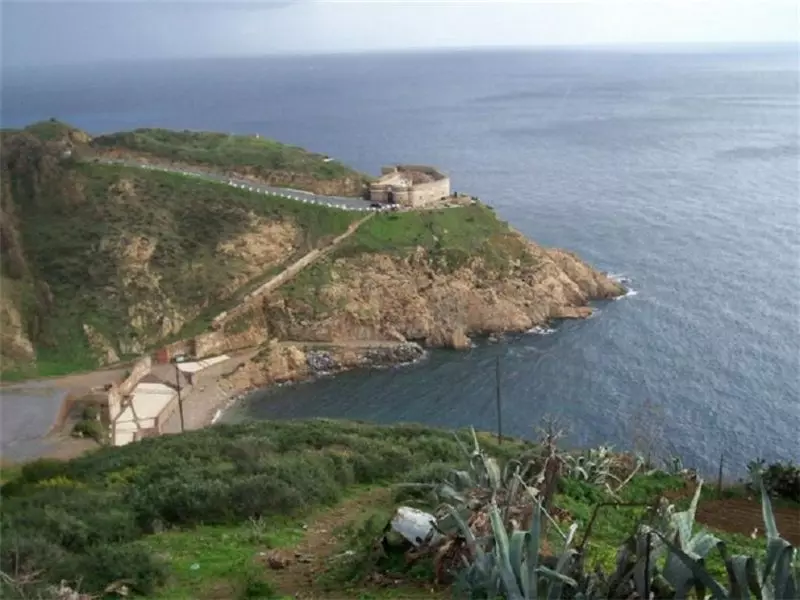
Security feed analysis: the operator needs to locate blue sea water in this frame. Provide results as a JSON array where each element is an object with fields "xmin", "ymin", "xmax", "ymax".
[{"xmin": 3, "ymin": 46, "xmax": 798, "ymax": 475}]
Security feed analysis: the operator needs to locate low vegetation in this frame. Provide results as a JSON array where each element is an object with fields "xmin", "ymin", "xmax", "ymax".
[
  {"xmin": 91, "ymin": 128, "xmax": 365, "ymax": 183},
  {"xmin": 337, "ymin": 204, "xmax": 533, "ymax": 273},
  {"xmin": 1, "ymin": 420, "xmax": 796, "ymax": 599},
  {"xmin": 1, "ymin": 123, "xmax": 362, "ymax": 378},
  {"xmin": 0, "ymin": 420, "xmax": 527, "ymax": 598}
]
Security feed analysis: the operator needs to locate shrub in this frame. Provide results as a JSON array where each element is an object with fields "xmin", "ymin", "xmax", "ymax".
[
  {"xmin": 71, "ymin": 418, "xmax": 105, "ymax": 442},
  {"xmin": 0, "ymin": 420, "xmax": 529, "ymax": 596},
  {"xmin": 749, "ymin": 459, "xmax": 800, "ymax": 502},
  {"xmin": 50, "ymin": 542, "xmax": 168, "ymax": 596},
  {"xmin": 19, "ymin": 458, "xmax": 69, "ymax": 485}
]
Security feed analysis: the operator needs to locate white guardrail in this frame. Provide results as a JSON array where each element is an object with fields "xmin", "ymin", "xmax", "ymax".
[{"xmin": 132, "ymin": 161, "xmax": 385, "ymax": 213}]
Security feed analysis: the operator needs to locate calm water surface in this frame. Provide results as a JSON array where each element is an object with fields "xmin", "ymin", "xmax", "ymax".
[{"xmin": 3, "ymin": 47, "xmax": 798, "ymax": 474}]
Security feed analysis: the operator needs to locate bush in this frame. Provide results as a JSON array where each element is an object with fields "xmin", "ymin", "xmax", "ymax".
[
  {"xmin": 81, "ymin": 404, "xmax": 99, "ymax": 420},
  {"xmin": 71, "ymin": 418, "xmax": 105, "ymax": 442},
  {"xmin": 0, "ymin": 420, "xmax": 530, "ymax": 596},
  {"xmin": 750, "ymin": 459, "xmax": 800, "ymax": 502},
  {"xmin": 51, "ymin": 543, "xmax": 168, "ymax": 596}
]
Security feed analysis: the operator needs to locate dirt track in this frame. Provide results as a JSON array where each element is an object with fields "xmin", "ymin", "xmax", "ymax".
[{"xmin": 696, "ymin": 497, "xmax": 800, "ymax": 545}]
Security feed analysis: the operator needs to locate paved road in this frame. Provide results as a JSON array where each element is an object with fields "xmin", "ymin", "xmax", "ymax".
[
  {"xmin": 97, "ymin": 158, "xmax": 380, "ymax": 212},
  {"xmin": 0, "ymin": 385, "xmax": 70, "ymax": 461}
]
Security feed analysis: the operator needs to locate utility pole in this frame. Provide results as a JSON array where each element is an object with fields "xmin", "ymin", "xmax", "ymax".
[
  {"xmin": 495, "ymin": 355, "xmax": 503, "ymax": 444},
  {"xmin": 174, "ymin": 362, "xmax": 185, "ymax": 433}
]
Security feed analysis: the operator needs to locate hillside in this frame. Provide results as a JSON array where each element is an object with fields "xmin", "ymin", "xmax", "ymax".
[
  {"xmin": 227, "ymin": 204, "xmax": 624, "ymax": 389},
  {"xmin": 0, "ymin": 122, "xmax": 361, "ymax": 379},
  {"xmin": 1, "ymin": 119, "xmax": 623, "ymax": 381},
  {"xmin": 90, "ymin": 128, "xmax": 370, "ymax": 196},
  {"xmin": 1, "ymin": 419, "xmax": 796, "ymax": 599}
]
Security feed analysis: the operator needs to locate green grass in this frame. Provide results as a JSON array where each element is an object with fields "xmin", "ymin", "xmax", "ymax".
[
  {"xmin": 21, "ymin": 119, "xmax": 83, "ymax": 142},
  {"xmin": 337, "ymin": 204, "xmax": 533, "ymax": 273},
  {"xmin": 142, "ymin": 519, "xmax": 302, "ymax": 599},
  {"xmin": 0, "ymin": 420, "xmax": 530, "ymax": 598},
  {"xmin": 91, "ymin": 128, "xmax": 366, "ymax": 183}
]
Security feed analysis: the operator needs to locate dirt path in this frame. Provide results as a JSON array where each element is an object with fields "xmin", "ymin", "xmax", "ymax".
[
  {"xmin": 213, "ymin": 213, "xmax": 373, "ymax": 330},
  {"xmin": 264, "ymin": 488, "xmax": 444, "ymax": 599},
  {"xmin": 265, "ymin": 487, "xmax": 389, "ymax": 597}
]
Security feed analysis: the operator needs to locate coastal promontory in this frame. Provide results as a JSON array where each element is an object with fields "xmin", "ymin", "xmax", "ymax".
[{"xmin": 0, "ymin": 120, "xmax": 623, "ymax": 382}]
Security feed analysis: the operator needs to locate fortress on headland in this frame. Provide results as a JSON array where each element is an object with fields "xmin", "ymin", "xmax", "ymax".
[{"xmin": 369, "ymin": 165, "xmax": 450, "ymax": 207}]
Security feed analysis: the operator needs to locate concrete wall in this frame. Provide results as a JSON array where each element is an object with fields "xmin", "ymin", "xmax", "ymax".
[
  {"xmin": 369, "ymin": 165, "xmax": 449, "ymax": 207},
  {"xmin": 107, "ymin": 385, "xmax": 122, "ymax": 422},
  {"xmin": 119, "ymin": 356, "xmax": 152, "ymax": 396},
  {"xmin": 155, "ymin": 339, "xmax": 193, "ymax": 364},
  {"xmin": 409, "ymin": 178, "xmax": 450, "ymax": 207}
]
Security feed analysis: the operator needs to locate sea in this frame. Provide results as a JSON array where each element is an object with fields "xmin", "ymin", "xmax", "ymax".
[{"xmin": 3, "ymin": 45, "xmax": 798, "ymax": 476}]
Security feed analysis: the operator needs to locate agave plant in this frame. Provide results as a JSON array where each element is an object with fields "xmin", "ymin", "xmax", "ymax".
[
  {"xmin": 565, "ymin": 446, "xmax": 620, "ymax": 487},
  {"xmin": 449, "ymin": 492, "xmax": 583, "ymax": 600},
  {"xmin": 658, "ymin": 470, "xmax": 799, "ymax": 600}
]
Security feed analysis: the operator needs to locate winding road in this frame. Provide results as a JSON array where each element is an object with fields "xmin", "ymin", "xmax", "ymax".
[{"xmin": 97, "ymin": 158, "xmax": 378, "ymax": 211}]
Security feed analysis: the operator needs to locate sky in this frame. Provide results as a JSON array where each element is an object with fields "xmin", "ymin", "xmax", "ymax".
[{"xmin": 1, "ymin": 0, "xmax": 798, "ymax": 68}]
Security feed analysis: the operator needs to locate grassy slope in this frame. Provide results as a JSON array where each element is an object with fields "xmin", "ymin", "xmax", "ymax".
[
  {"xmin": 91, "ymin": 128, "xmax": 364, "ymax": 182},
  {"xmin": 0, "ymin": 420, "xmax": 529, "ymax": 598},
  {"xmin": 0, "ymin": 421, "xmax": 777, "ymax": 600},
  {"xmin": 279, "ymin": 204, "xmax": 535, "ymax": 315},
  {"xmin": 2, "ymin": 150, "xmax": 358, "ymax": 380}
]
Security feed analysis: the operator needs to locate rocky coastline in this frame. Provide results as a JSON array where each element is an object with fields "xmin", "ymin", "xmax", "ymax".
[{"xmin": 207, "ymin": 340, "xmax": 426, "ymax": 423}]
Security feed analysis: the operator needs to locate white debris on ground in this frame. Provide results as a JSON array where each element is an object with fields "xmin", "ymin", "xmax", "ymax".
[{"xmin": 389, "ymin": 506, "xmax": 443, "ymax": 548}]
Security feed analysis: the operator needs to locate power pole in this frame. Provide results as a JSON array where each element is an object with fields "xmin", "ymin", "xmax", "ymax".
[
  {"xmin": 495, "ymin": 355, "xmax": 503, "ymax": 444},
  {"xmin": 175, "ymin": 362, "xmax": 185, "ymax": 433}
]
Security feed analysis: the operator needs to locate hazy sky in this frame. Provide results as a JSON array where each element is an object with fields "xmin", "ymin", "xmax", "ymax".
[{"xmin": 2, "ymin": 0, "xmax": 798, "ymax": 68}]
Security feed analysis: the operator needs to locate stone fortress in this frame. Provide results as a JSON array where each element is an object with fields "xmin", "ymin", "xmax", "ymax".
[{"xmin": 369, "ymin": 165, "xmax": 451, "ymax": 208}]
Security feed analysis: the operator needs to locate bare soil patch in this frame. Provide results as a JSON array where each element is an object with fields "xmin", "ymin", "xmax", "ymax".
[{"xmin": 696, "ymin": 498, "xmax": 800, "ymax": 545}]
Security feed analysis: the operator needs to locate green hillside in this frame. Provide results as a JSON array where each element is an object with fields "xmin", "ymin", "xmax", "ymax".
[
  {"xmin": 1, "ymin": 420, "xmax": 795, "ymax": 599},
  {"xmin": 0, "ymin": 122, "xmax": 360, "ymax": 379},
  {"xmin": 91, "ymin": 128, "xmax": 370, "ymax": 192}
]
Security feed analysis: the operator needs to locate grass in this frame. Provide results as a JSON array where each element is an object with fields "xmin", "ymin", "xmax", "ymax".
[
  {"xmin": 141, "ymin": 518, "xmax": 303, "ymax": 599},
  {"xmin": 19, "ymin": 119, "xmax": 83, "ymax": 142},
  {"xmin": 91, "ymin": 128, "xmax": 367, "ymax": 183},
  {"xmin": 336, "ymin": 204, "xmax": 533, "ymax": 274},
  {"xmin": 0, "ymin": 420, "xmax": 530, "ymax": 598},
  {"xmin": 1, "ymin": 143, "xmax": 359, "ymax": 377},
  {"xmin": 1, "ymin": 422, "xmax": 795, "ymax": 598}
]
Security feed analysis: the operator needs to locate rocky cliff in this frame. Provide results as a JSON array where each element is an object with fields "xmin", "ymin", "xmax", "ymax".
[
  {"xmin": 1, "ymin": 120, "xmax": 623, "ymax": 381},
  {"xmin": 226, "ymin": 340, "xmax": 425, "ymax": 392},
  {"xmin": 261, "ymin": 212, "xmax": 624, "ymax": 350}
]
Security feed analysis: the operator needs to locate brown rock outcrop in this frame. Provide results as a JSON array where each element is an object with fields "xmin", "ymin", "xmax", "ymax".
[{"xmin": 266, "ymin": 233, "xmax": 624, "ymax": 349}]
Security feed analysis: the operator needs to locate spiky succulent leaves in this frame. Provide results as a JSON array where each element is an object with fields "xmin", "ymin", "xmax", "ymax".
[
  {"xmin": 470, "ymin": 427, "xmax": 482, "ymax": 457},
  {"xmin": 504, "ymin": 465, "xmax": 522, "ymax": 525},
  {"xmin": 482, "ymin": 455, "xmax": 502, "ymax": 499},
  {"xmin": 630, "ymin": 527, "xmax": 663, "ymax": 598},
  {"xmin": 508, "ymin": 530, "xmax": 530, "ymax": 593},
  {"xmin": 489, "ymin": 503, "xmax": 525, "ymax": 599},
  {"xmin": 537, "ymin": 564, "xmax": 579, "ymax": 599},
  {"xmin": 445, "ymin": 504, "xmax": 479, "ymax": 559},
  {"xmin": 672, "ymin": 480, "xmax": 704, "ymax": 546},
  {"xmin": 447, "ymin": 469, "xmax": 475, "ymax": 491},
  {"xmin": 657, "ymin": 532, "xmax": 730, "ymax": 599},
  {"xmin": 756, "ymin": 469, "xmax": 799, "ymax": 600},
  {"xmin": 524, "ymin": 496, "xmax": 542, "ymax": 599},
  {"xmin": 663, "ymin": 530, "xmax": 726, "ymax": 597},
  {"xmin": 725, "ymin": 554, "xmax": 763, "ymax": 600},
  {"xmin": 453, "ymin": 430, "xmax": 473, "ymax": 463}
]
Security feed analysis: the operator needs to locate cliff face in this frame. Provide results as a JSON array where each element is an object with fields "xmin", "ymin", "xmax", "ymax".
[
  {"xmin": 264, "ymin": 233, "xmax": 623, "ymax": 349},
  {"xmin": 226, "ymin": 340, "xmax": 425, "ymax": 392},
  {"xmin": 0, "ymin": 123, "xmax": 360, "ymax": 376}
]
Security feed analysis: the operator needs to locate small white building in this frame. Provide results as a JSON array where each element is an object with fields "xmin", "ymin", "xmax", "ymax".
[{"xmin": 369, "ymin": 165, "xmax": 450, "ymax": 208}]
